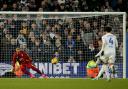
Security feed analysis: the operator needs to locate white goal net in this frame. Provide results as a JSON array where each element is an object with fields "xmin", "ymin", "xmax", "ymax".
[{"xmin": 0, "ymin": 12, "xmax": 126, "ymax": 78}]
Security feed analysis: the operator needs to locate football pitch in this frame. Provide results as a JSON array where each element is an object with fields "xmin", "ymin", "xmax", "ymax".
[{"xmin": 0, "ymin": 78, "xmax": 127, "ymax": 89}]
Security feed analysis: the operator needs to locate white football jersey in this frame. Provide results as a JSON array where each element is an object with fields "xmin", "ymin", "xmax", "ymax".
[{"xmin": 102, "ymin": 33, "xmax": 118, "ymax": 55}]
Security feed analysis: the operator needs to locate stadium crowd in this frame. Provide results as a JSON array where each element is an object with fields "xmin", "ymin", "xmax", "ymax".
[
  {"xmin": 0, "ymin": 0, "xmax": 127, "ymax": 12},
  {"xmin": 0, "ymin": 0, "xmax": 126, "ymax": 62}
]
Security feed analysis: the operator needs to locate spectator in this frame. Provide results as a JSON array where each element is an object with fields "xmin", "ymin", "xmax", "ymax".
[
  {"xmin": 59, "ymin": 3, "xmax": 65, "ymax": 11},
  {"xmin": 2, "ymin": 34, "xmax": 12, "ymax": 45},
  {"xmin": 86, "ymin": 43, "xmax": 97, "ymax": 60},
  {"xmin": 38, "ymin": 7, "xmax": 43, "ymax": 11},
  {"xmin": 22, "ymin": 6, "xmax": 29, "ymax": 11},
  {"xmin": 20, "ymin": 0, "xmax": 27, "ymax": 6},
  {"xmin": 40, "ymin": 31, "xmax": 50, "ymax": 45},
  {"xmin": 0, "ymin": 22, "xmax": 5, "ymax": 37},
  {"xmin": 20, "ymin": 44, "xmax": 30, "ymax": 52},
  {"xmin": 11, "ymin": 3, "xmax": 19, "ymax": 11},
  {"xmin": 75, "ymin": 35, "xmax": 84, "ymax": 51},
  {"xmin": 29, "ymin": 31, "xmax": 35, "ymax": 39},
  {"xmin": 61, "ymin": 28, "xmax": 69, "ymax": 47},
  {"xmin": 81, "ymin": 21, "xmax": 94, "ymax": 46},
  {"xmin": 65, "ymin": 37, "xmax": 77, "ymax": 61},
  {"xmin": 1, "ymin": 33, "xmax": 12, "ymax": 60},
  {"xmin": 17, "ymin": 34, "xmax": 27, "ymax": 45},
  {"xmin": 28, "ymin": 36, "xmax": 36, "ymax": 49},
  {"xmin": 66, "ymin": 35, "xmax": 75, "ymax": 48},
  {"xmin": 30, "ymin": 23, "xmax": 40, "ymax": 38},
  {"xmin": 75, "ymin": 35, "xmax": 85, "ymax": 61},
  {"xmin": 31, "ymin": 38, "xmax": 42, "ymax": 60},
  {"xmin": 42, "ymin": 41, "xmax": 55, "ymax": 61},
  {"xmin": 1, "ymin": 3, "xmax": 8, "ymax": 11},
  {"xmin": 9, "ymin": 38, "xmax": 17, "ymax": 56},
  {"xmin": 50, "ymin": 0, "xmax": 60, "ymax": 11},
  {"xmin": 54, "ymin": 51, "xmax": 59, "ymax": 57},
  {"xmin": 28, "ymin": 0, "xmax": 37, "ymax": 11},
  {"xmin": 68, "ymin": 56, "xmax": 76, "ymax": 63},
  {"xmin": 55, "ymin": 34, "xmax": 62, "ymax": 50},
  {"xmin": 40, "ymin": 0, "xmax": 51, "ymax": 11},
  {"xmin": 78, "ymin": 0, "xmax": 89, "ymax": 11},
  {"xmin": 49, "ymin": 26, "xmax": 56, "ymax": 45},
  {"xmin": 20, "ymin": 22, "xmax": 29, "ymax": 37},
  {"xmin": 119, "ymin": 42, "xmax": 123, "ymax": 57}
]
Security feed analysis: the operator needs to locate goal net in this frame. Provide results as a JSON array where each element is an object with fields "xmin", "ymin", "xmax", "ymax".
[{"xmin": 0, "ymin": 12, "xmax": 126, "ymax": 78}]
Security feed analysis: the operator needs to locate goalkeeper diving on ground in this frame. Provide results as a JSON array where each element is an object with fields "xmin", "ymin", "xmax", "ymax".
[{"xmin": 12, "ymin": 48, "xmax": 48, "ymax": 78}]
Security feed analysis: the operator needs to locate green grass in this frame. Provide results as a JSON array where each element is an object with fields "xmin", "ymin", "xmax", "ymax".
[{"xmin": 0, "ymin": 78, "xmax": 128, "ymax": 89}]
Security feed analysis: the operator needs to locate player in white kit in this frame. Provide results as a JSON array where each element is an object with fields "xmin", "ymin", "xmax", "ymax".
[{"xmin": 93, "ymin": 27, "xmax": 118, "ymax": 80}]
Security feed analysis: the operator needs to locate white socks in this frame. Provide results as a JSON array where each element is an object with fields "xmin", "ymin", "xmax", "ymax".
[{"xmin": 96, "ymin": 64, "xmax": 110, "ymax": 79}]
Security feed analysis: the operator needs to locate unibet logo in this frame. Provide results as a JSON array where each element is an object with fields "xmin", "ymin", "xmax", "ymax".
[{"xmin": 30, "ymin": 63, "xmax": 79, "ymax": 75}]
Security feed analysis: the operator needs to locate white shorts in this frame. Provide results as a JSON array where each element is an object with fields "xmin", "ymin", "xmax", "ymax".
[
  {"xmin": 104, "ymin": 51, "xmax": 116, "ymax": 64},
  {"xmin": 98, "ymin": 54, "xmax": 115, "ymax": 64}
]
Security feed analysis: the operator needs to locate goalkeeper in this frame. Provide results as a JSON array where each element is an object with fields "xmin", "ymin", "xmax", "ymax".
[
  {"xmin": 12, "ymin": 48, "xmax": 48, "ymax": 78},
  {"xmin": 86, "ymin": 60, "xmax": 99, "ymax": 78}
]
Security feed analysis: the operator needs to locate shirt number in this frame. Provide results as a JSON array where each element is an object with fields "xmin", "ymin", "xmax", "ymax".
[{"xmin": 109, "ymin": 38, "xmax": 113, "ymax": 45}]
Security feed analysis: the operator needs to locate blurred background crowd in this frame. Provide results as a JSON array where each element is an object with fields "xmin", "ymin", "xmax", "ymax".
[
  {"xmin": 0, "ymin": 0, "xmax": 126, "ymax": 62},
  {"xmin": 0, "ymin": 0, "xmax": 127, "ymax": 12}
]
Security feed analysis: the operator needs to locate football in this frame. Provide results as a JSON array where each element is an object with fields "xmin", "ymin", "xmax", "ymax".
[{"xmin": 51, "ymin": 57, "xmax": 58, "ymax": 64}]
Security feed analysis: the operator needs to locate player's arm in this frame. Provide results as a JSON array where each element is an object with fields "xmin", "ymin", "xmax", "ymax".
[
  {"xmin": 24, "ymin": 51, "xmax": 32, "ymax": 62},
  {"xmin": 95, "ymin": 37, "xmax": 105, "ymax": 57}
]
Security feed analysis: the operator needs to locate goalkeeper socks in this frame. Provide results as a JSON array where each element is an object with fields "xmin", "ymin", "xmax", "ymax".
[{"xmin": 31, "ymin": 65, "xmax": 42, "ymax": 74}]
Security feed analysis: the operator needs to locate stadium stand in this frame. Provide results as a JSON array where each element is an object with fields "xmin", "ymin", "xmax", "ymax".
[{"xmin": 0, "ymin": 0, "xmax": 127, "ymax": 63}]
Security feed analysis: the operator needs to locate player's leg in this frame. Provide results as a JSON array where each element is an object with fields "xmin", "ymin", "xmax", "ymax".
[
  {"xmin": 93, "ymin": 63, "xmax": 110, "ymax": 80},
  {"xmin": 93, "ymin": 64, "xmax": 105, "ymax": 80},
  {"xmin": 93, "ymin": 56, "xmax": 110, "ymax": 80},
  {"xmin": 20, "ymin": 64, "xmax": 35, "ymax": 78},
  {"xmin": 104, "ymin": 64, "xmax": 110, "ymax": 81},
  {"xmin": 109, "ymin": 63, "xmax": 116, "ymax": 78},
  {"xmin": 28, "ymin": 63, "xmax": 48, "ymax": 78},
  {"xmin": 108, "ymin": 56, "xmax": 116, "ymax": 78},
  {"xmin": 96, "ymin": 56, "xmax": 101, "ymax": 65},
  {"xmin": 29, "ymin": 64, "xmax": 42, "ymax": 74}
]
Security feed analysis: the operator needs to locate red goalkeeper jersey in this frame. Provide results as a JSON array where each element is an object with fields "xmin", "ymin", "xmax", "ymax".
[{"xmin": 12, "ymin": 51, "xmax": 32, "ymax": 67}]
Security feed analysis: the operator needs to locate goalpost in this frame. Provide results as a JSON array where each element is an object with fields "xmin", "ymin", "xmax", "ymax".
[{"xmin": 0, "ymin": 12, "xmax": 126, "ymax": 78}]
